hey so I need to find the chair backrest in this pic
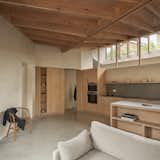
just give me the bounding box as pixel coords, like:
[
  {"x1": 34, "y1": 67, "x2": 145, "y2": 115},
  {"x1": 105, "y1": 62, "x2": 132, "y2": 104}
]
[{"x1": 16, "y1": 107, "x2": 30, "y2": 119}]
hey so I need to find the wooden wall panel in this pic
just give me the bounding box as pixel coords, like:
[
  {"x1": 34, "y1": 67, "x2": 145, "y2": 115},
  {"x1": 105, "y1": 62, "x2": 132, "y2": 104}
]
[
  {"x1": 47, "y1": 68, "x2": 64, "y2": 114},
  {"x1": 77, "y1": 70, "x2": 83, "y2": 111},
  {"x1": 35, "y1": 67, "x2": 64, "y2": 117}
]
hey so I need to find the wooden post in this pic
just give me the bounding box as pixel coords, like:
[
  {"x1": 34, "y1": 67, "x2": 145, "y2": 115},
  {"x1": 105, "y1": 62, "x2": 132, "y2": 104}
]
[
  {"x1": 115, "y1": 43, "x2": 119, "y2": 68},
  {"x1": 148, "y1": 36, "x2": 150, "y2": 54},
  {"x1": 127, "y1": 41, "x2": 129, "y2": 58},
  {"x1": 138, "y1": 38, "x2": 141, "y2": 66},
  {"x1": 97, "y1": 47, "x2": 101, "y2": 68}
]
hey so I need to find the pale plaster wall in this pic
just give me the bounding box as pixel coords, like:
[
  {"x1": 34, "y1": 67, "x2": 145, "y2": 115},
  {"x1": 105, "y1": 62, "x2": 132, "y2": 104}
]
[
  {"x1": 0, "y1": 17, "x2": 35, "y2": 139},
  {"x1": 0, "y1": 17, "x2": 34, "y2": 109},
  {"x1": 81, "y1": 48, "x2": 93, "y2": 69},
  {"x1": 34, "y1": 44, "x2": 81, "y2": 69},
  {"x1": 0, "y1": 17, "x2": 85, "y2": 139}
]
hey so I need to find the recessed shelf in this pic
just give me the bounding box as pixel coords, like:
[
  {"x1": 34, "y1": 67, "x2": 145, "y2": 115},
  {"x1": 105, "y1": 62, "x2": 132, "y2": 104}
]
[
  {"x1": 112, "y1": 117, "x2": 160, "y2": 130},
  {"x1": 40, "y1": 68, "x2": 47, "y2": 114},
  {"x1": 111, "y1": 101, "x2": 160, "y2": 140}
]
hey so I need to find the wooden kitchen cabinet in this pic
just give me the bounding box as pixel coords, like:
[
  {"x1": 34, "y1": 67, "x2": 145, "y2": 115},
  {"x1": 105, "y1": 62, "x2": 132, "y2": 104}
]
[
  {"x1": 77, "y1": 68, "x2": 106, "y2": 114},
  {"x1": 35, "y1": 67, "x2": 64, "y2": 117},
  {"x1": 98, "y1": 96, "x2": 123, "y2": 124}
]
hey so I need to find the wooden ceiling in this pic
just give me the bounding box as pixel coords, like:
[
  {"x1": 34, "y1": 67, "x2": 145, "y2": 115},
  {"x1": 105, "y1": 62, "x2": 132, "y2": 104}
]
[{"x1": 0, "y1": 0, "x2": 160, "y2": 52}]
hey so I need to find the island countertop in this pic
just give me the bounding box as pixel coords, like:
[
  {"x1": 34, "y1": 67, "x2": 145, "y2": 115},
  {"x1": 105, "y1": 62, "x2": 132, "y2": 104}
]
[{"x1": 111, "y1": 101, "x2": 160, "y2": 111}]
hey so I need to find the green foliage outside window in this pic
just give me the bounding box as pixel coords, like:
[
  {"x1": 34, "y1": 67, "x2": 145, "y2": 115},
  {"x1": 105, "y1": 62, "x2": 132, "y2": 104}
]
[{"x1": 101, "y1": 32, "x2": 160, "y2": 64}]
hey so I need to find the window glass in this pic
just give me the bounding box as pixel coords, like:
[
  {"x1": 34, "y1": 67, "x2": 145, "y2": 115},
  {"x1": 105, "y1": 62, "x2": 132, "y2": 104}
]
[
  {"x1": 149, "y1": 33, "x2": 160, "y2": 52},
  {"x1": 92, "y1": 49, "x2": 98, "y2": 61},
  {"x1": 128, "y1": 39, "x2": 138, "y2": 58},
  {"x1": 99, "y1": 47, "x2": 106, "y2": 64},
  {"x1": 141, "y1": 37, "x2": 149, "y2": 57},
  {"x1": 105, "y1": 45, "x2": 116, "y2": 64},
  {"x1": 101, "y1": 31, "x2": 160, "y2": 67},
  {"x1": 119, "y1": 42, "x2": 128, "y2": 60},
  {"x1": 112, "y1": 45, "x2": 116, "y2": 61}
]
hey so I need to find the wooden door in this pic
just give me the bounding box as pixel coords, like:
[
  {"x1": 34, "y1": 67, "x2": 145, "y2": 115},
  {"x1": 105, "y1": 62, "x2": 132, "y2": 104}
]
[{"x1": 47, "y1": 68, "x2": 64, "y2": 114}]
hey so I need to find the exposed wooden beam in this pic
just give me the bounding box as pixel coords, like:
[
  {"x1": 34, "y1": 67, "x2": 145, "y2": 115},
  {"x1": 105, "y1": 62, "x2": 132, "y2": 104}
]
[
  {"x1": 12, "y1": 17, "x2": 134, "y2": 39},
  {"x1": 11, "y1": 17, "x2": 138, "y2": 48},
  {"x1": 12, "y1": 19, "x2": 87, "y2": 38},
  {"x1": 118, "y1": 0, "x2": 138, "y2": 3},
  {"x1": 121, "y1": 14, "x2": 154, "y2": 32},
  {"x1": 0, "y1": 3, "x2": 99, "y2": 30},
  {"x1": 0, "y1": 0, "x2": 137, "y2": 19},
  {"x1": 0, "y1": 0, "x2": 157, "y2": 51},
  {"x1": 21, "y1": 27, "x2": 117, "y2": 45},
  {"x1": 20, "y1": 28, "x2": 82, "y2": 43},
  {"x1": 137, "y1": 8, "x2": 160, "y2": 29},
  {"x1": 102, "y1": 22, "x2": 142, "y2": 37},
  {"x1": 64, "y1": 0, "x2": 152, "y2": 52},
  {"x1": 83, "y1": 42, "x2": 111, "y2": 48},
  {"x1": 30, "y1": 35, "x2": 75, "y2": 47},
  {"x1": 15, "y1": 23, "x2": 86, "y2": 38},
  {"x1": 146, "y1": 4, "x2": 160, "y2": 19},
  {"x1": 33, "y1": 40, "x2": 69, "y2": 51},
  {"x1": 13, "y1": 17, "x2": 140, "y2": 40},
  {"x1": 16, "y1": 24, "x2": 130, "y2": 41},
  {"x1": 33, "y1": 38, "x2": 110, "y2": 49},
  {"x1": 93, "y1": 31, "x2": 129, "y2": 40},
  {"x1": 85, "y1": 39, "x2": 117, "y2": 44}
]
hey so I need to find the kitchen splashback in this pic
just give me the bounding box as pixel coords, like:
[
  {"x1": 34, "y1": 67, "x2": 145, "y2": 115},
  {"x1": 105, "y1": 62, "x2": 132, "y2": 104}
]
[{"x1": 106, "y1": 83, "x2": 160, "y2": 100}]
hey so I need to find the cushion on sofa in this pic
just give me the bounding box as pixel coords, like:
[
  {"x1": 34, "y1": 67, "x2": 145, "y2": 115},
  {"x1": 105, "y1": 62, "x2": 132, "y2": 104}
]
[
  {"x1": 79, "y1": 149, "x2": 119, "y2": 160},
  {"x1": 58, "y1": 129, "x2": 93, "y2": 160},
  {"x1": 91, "y1": 121, "x2": 160, "y2": 160}
]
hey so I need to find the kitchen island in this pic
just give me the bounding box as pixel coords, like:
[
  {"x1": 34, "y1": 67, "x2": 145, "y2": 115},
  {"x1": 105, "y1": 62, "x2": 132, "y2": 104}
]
[{"x1": 111, "y1": 101, "x2": 160, "y2": 140}]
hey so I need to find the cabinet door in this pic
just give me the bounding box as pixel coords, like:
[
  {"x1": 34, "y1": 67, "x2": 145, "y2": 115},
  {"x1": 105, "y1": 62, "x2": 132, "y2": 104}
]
[{"x1": 47, "y1": 68, "x2": 64, "y2": 114}]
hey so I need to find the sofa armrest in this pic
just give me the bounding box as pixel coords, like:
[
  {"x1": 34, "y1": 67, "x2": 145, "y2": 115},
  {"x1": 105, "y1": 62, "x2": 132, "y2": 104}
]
[{"x1": 53, "y1": 149, "x2": 61, "y2": 160}]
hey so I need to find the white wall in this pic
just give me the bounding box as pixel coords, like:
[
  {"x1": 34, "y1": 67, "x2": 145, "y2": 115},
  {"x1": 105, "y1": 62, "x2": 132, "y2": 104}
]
[
  {"x1": 0, "y1": 17, "x2": 34, "y2": 108},
  {"x1": 0, "y1": 17, "x2": 35, "y2": 139},
  {"x1": 0, "y1": 17, "x2": 91, "y2": 139},
  {"x1": 34, "y1": 44, "x2": 81, "y2": 69},
  {"x1": 81, "y1": 48, "x2": 93, "y2": 69}
]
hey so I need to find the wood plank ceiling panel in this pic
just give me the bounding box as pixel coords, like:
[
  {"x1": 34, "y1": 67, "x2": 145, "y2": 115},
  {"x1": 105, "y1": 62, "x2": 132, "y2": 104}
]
[{"x1": 0, "y1": 0, "x2": 160, "y2": 51}]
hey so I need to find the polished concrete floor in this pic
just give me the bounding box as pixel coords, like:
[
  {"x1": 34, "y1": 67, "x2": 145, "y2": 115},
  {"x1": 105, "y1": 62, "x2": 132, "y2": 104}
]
[{"x1": 0, "y1": 114, "x2": 88, "y2": 160}]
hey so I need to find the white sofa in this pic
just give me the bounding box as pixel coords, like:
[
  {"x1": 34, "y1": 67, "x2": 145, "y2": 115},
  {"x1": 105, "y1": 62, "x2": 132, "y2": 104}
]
[{"x1": 53, "y1": 121, "x2": 160, "y2": 160}]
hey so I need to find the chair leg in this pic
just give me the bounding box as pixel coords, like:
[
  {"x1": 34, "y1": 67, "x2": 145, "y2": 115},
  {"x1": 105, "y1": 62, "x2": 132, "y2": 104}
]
[
  {"x1": 7, "y1": 123, "x2": 11, "y2": 137},
  {"x1": 28, "y1": 120, "x2": 32, "y2": 134},
  {"x1": 13, "y1": 123, "x2": 17, "y2": 142}
]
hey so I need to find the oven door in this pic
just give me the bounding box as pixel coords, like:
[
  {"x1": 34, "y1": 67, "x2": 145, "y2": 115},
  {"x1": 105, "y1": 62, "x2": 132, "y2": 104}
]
[
  {"x1": 88, "y1": 83, "x2": 97, "y2": 92},
  {"x1": 88, "y1": 92, "x2": 97, "y2": 104}
]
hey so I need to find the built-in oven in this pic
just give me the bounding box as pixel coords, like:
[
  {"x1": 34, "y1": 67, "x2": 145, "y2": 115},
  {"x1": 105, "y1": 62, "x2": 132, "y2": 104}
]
[
  {"x1": 88, "y1": 91, "x2": 97, "y2": 104},
  {"x1": 88, "y1": 82, "x2": 97, "y2": 92},
  {"x1": 88, "y1": 82, "x2": 97, "y2": 104}
]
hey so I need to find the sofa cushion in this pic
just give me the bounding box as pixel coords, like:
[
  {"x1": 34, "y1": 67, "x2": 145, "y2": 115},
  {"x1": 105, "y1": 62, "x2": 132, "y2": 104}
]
[
  {"x1": 91, "y1": 121, "x2": 160, "y2": 160},
  {"x1": 58, "y1": 129, "x2": 93, "y2": 160},
  {"x1": 79, "y1": 149, "x2": 119, "y2": 160}
]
